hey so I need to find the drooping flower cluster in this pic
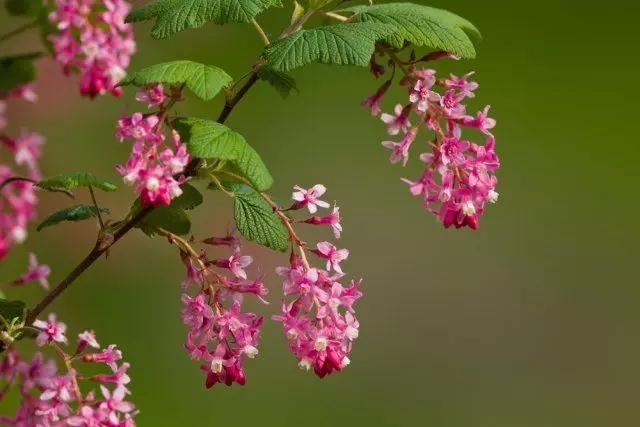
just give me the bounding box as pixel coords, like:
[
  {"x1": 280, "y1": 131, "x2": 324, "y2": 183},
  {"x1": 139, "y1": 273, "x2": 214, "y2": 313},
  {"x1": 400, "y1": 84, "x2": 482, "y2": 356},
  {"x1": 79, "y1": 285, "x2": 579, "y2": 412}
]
[
  {"x1": 115, "y1": 84, "x2": 190, "y2": 207},
  {"x1": 273, "y1": 185, "x2": 361, "y2": 378},
  {"x1": 0, "y1": 85, "x2": 45, "y2": 259},
  {"x1": 362, "y1": 52, "x2": 500, "y2": 229},
  {"x1": 0, "y1": 316, "x2": 137, "y2": 425},
  {"x1": 177, "y1": 234, "x2": 266, "y2": 388},
  {"x1": 47, "y1": 0, "x2": 136, "y2": 98}
]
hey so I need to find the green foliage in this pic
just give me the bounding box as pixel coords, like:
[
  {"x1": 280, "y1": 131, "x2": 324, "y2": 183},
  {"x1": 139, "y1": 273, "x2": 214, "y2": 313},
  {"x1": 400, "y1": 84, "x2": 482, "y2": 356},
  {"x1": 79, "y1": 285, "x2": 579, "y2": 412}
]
[
  {"x1": 257, "y1": 66, "x2": 299, "y2": 98},
  {"x1": 37, "y1": 172, "x2": 118, "y2": 192},
  {"x1": 126, "y1": 0, "x2": 283, "y2": 39},
  {"x1": 341, "y1": 3, "x2": 477, "y2": 58},
  {"x1": 136, "y1": 183, "x2": 203, "y2": 236},
  {"x1": 37, "y1": 205, "x2": 110, "y2": 231},
  {"x1": 229, "y1": 184, "x2": 289, "y2": 252},
  {"x1": 118, "y1": 60, "x2": 232, "y2": 101},
  {"x1": 0, "y1": 53, "x2": 40, "y2": 93},
  {"x1": 174, "y1": 117, "x2": 273, "y2": 192},
  {"x1": 5, "y1": 0, "x2": 42, "y2": 17},
  {"x1": 0, "y1": 299, "x2": 26, "y2": 324},
  {"x1": 264, "y1": 22, "x2": 396, "y2": 72}
]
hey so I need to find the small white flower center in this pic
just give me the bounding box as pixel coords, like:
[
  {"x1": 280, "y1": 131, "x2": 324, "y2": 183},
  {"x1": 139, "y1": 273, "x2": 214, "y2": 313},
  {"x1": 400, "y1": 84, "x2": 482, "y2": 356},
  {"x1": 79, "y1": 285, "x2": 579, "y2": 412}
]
[
  {"x1": 461, "y1": 201, "x2": 476, "y2": 216},
  {"x1": 210, "y1": 358, "x2": 223, "y2": 373},
  {"x1": 340, "y1": 356, "x2": 351, "y2": 369},
  {"x1": 298, "y1": 358, "x2": 312, "y2": 371},
  {"x1": 328, "y1": 298, "x2": 341, "y2": 309},
  {"x1": 345, "y1": 326, "x2": 359, "y2": 341},
  {"x1": 11, "y1": 227, "x2": 27, "y2": 244},
  {"x1": 108, "y1": 66, "x2": 127, "y2": 83},
  {"x1": 314, "y1": 337, "x2": 328, "y2": 351},
  {"x1": 145, "y1": 177, "x2": 160, "y2": 192},
  {"x1": 243, "y1": 345, "x2": 259, "y2": 359},
  {"x1": 488, "y1": 190, "x2": 499, "y2": 204},
  {"x1": 169, "y1": 184, "x2": 183, "y2": 199},
  {"x1": 286, "y1": 328, "x2": 298, "y2": 340}
]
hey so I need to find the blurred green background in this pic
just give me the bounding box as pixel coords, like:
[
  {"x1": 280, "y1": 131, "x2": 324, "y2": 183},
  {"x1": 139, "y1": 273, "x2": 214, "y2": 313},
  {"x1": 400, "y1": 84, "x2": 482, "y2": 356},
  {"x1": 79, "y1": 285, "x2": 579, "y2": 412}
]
[{"x1": 2, "y1": 0, "x2": 639, "y2": 426}]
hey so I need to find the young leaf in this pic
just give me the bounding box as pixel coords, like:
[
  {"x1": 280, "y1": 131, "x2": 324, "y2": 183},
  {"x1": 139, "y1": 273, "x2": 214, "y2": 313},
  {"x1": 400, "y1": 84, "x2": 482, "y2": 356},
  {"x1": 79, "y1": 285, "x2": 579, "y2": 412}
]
[
  {"x1": 37, "y1": 172, "x2": 118, "y2": 192},
  {"x1": 37, "y1": 205, "x2": 110, "y2": 231},
  {"x1": 257, "y1": 66, "x2": 299, "y2": 98},
  {"x1": 0, "y1": 53, "x2": 40, "y2": 92},
  {"x1": 230, "y1": 184, "x2": 289, "y2": 252},
  {"x1": 173, "y1": 117, "x2": 273, "y2": 192},
  {"x1": 126, "y1": 0, "x2": 283, "y2": 39},
  {"x1": 0, "y1": 299, "x2": 26, "y2": 324},
  {"x1": 341, "y1": 3, "x2": 477, "y2": 58},
  {"x1": 135, "y1": 183, "x2": 203, "y2": 236},
  {"x1": 264, "y1": 22, "x2": 396, "y2": 72},
  {"x1": 5, "y1": 0, "x2": 42, "y2": 17},
  {"x1": 118, "y1": 61, "x2": 232, "y2": 101}
]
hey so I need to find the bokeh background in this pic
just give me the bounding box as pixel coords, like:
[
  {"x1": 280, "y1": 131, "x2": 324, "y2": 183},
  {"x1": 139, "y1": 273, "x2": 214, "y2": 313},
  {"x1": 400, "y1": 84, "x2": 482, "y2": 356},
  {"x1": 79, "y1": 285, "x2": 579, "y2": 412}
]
[{"x1": 2, "y1": 0, "x2": 639, "y2": 425}]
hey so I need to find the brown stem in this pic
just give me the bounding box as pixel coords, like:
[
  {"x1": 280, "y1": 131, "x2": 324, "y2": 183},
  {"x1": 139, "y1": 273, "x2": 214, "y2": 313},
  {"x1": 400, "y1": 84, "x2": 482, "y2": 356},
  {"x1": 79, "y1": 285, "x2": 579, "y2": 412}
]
[
  {"x1": 0, "y1": 21, "x2": 38, "y2": 45},
  {"x1": 26, "y1": 73, "x2": 260, "y2": 324}
]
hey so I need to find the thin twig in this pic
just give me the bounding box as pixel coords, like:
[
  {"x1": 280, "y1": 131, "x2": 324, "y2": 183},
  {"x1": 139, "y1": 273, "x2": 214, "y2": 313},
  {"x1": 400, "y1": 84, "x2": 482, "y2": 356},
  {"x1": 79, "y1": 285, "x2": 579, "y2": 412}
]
[
  {"x1": 0, "y1": 176, "x2": 75, "y2": 199},
  {"x1": 324, "y1": 11, "x2": 348, "y2": 22},
  {"x1": 251, "y1": 18, "x2": 271, "y2": 46},
  {"x1": 0, "y1": 21, "x2": 38, "y2": 45},
  {"x1": 88, "y1": 185, "x2": 105, "y2": 231}
]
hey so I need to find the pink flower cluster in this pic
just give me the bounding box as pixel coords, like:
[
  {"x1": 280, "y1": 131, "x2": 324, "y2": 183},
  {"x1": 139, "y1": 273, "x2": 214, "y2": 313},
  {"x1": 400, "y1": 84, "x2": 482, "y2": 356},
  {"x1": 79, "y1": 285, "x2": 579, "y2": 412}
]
[
  {"x1": 362, "y1": 55, "x2": 500, "y2": 229},
  {"x1": 0, "y1": 318, "x2": 137, "y2": 425},
  {"x1": 179, "y1": 237, "x2": 266, "y2": 388},
  {"x1": 116, "y1": 84, "x2": 190, "y2": 207},
  {"x1": 47, "y1": 0, "x2": 136, "y2": 98},
  {"x1": 0, "y1": 85, "x2": 44, "y2": 259},
  {"x1": 273, "y1": 185, "x2": 361, "y2": 378}
]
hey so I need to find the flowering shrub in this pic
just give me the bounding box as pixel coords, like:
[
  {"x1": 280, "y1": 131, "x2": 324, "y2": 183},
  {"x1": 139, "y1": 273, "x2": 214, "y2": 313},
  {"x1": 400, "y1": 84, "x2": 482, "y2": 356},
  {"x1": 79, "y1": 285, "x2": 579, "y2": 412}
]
[{"x1": 0, "y1": 0, "x2": 499, "y2": 424}]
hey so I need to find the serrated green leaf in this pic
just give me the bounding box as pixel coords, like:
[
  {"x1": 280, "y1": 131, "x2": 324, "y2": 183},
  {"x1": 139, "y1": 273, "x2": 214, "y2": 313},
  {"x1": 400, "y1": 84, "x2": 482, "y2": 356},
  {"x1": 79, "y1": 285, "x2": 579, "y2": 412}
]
[
  {"x1": 0, "y1": 53, "x2": 40, "y2": 92},
  {"x1": 264, "y1": 22, "x2": 396, "y2": 72},
  {"x1": 37, "y1": 204, "x2": 110, "y2": 231},
  {"x1": 5, "y1": 0, "x2": 42, "y2": 17},
  {"x1": 0, "y1": 299, "x2": 26, "y2": 324},
  {"x1": 257, "y1": 66, "x2": 298, "y2": 98},
  {"x1": 341, "y1": 3, "x2": 477, "y2": 58},
  {"x1": 118, "y1": 60, "x2": 232, "y2": 101},
  {"x1": 230, "y1": 184, "x2": 289, "y2": 252},
  {"x1": 126, "y1": 0, "x2": 283, "y2": 39},
  {"x1": 37, "y1": 172, "x2": 118, "y2": 192},
  {"x1": 174, "y1": 117, "x2": 273, "y2": 191},
  {"x1": 135, "y1": 183, "x2": 203, "y2": 236}
]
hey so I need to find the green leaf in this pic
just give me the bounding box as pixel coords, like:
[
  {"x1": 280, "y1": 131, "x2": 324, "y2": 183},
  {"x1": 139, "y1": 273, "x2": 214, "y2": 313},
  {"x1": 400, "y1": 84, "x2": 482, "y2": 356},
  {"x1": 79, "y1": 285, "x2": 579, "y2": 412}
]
[
  {"x1": 5, "y1": 0, "x2": 42, "y2": 17},
  {"x1": 230, "y1": 184, "x2": 289, "y2": 252},
  {"x1": 37, "y1": 172, "x2": 118, "y2": 192},
  {"x1": 118, "y1": 60, "x2": 232, "y2": 101},
  {"x1": 257, "y1": 66, "x2": 298, "y2": 98},
  {"x1": 0, "y1": 53, "x2": 40, "y2": 92},
  {"x1": 174, "y1": 117, "x2": 273, "y2": 191},
  {"x1": 264, "y1": 22, "x2": 396, "y2": 72},
  {"x1": 341, "y1": 3, "x2": 477, "y2": 58},
  {"x1": 126, "y1": 0, "x2": 283, "y2": 39},
  {"x1": 0, "y1": 299, "x2": 26, "y2": 324},
  {"x1": 135, "y1": 183, "x2": 203, "y2": 236},
  {"x1": 37, "y1": 204, "x2": 110, "y2": 231}
]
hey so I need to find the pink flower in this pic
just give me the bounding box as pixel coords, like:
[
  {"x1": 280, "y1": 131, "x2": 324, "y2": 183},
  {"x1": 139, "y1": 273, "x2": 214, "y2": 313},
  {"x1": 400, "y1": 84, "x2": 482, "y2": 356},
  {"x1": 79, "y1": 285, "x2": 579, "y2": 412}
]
[
  {"x1": 76, "y1": 331, "x2": 100, "y2": 354},
  {"x1": 48, "y1": 0, "x2": 136, "y2": 98},
  {"x1": 382, "y1": 130, "x2": 416, "y2": 166},
  {"x1": 461, "y1": 105, "x2": 497, "y2": 135},
  {"x1": 444, "y1": 72, "x2": 479, "y2": 98},
  {"x1": 360, "y1": 78, "x2": 391, "y2": 116},
  {"x1": 181, "y1": 293, "x2": 214, "y2": 330},
  {"x1": 135, "y1": 83, "x2": 167, "y2": 108},
  {"x1": 13, "y1": 131, "x2": 44, "y2": 176},
  {"x1": 33, "y1": 313, "x2": 68, "y2": 346},
  {"x1": 380, "y1": 104, "x2": 411, "y2": 135},
  {"x1": 292, "y1": 184, "x2": 330, "y2": 214},
  {"x1": 91, "y1": 363, "x2": 131, "y2": 388},
  {"x1": 409, "y1": 75, "x2": 440, "y2": 112},
  {"x1": 98, "y1": 385, "x2": 135, "y2": 424},
  {"x1": 213, "y1": 247, "x2": 253, "y2": 279},
  {"x1": 83, "y1": 344, "x2": 122, "y2": 371},
  {"x1": 304, "y1": 205, "x2": 343, "y2": 239},
  {"x1": 12, "y1": 253, "x2": 51, "y2": 289},
  {"x1": 314, "y1": 242, "x2": 349, "y2": 274}
]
